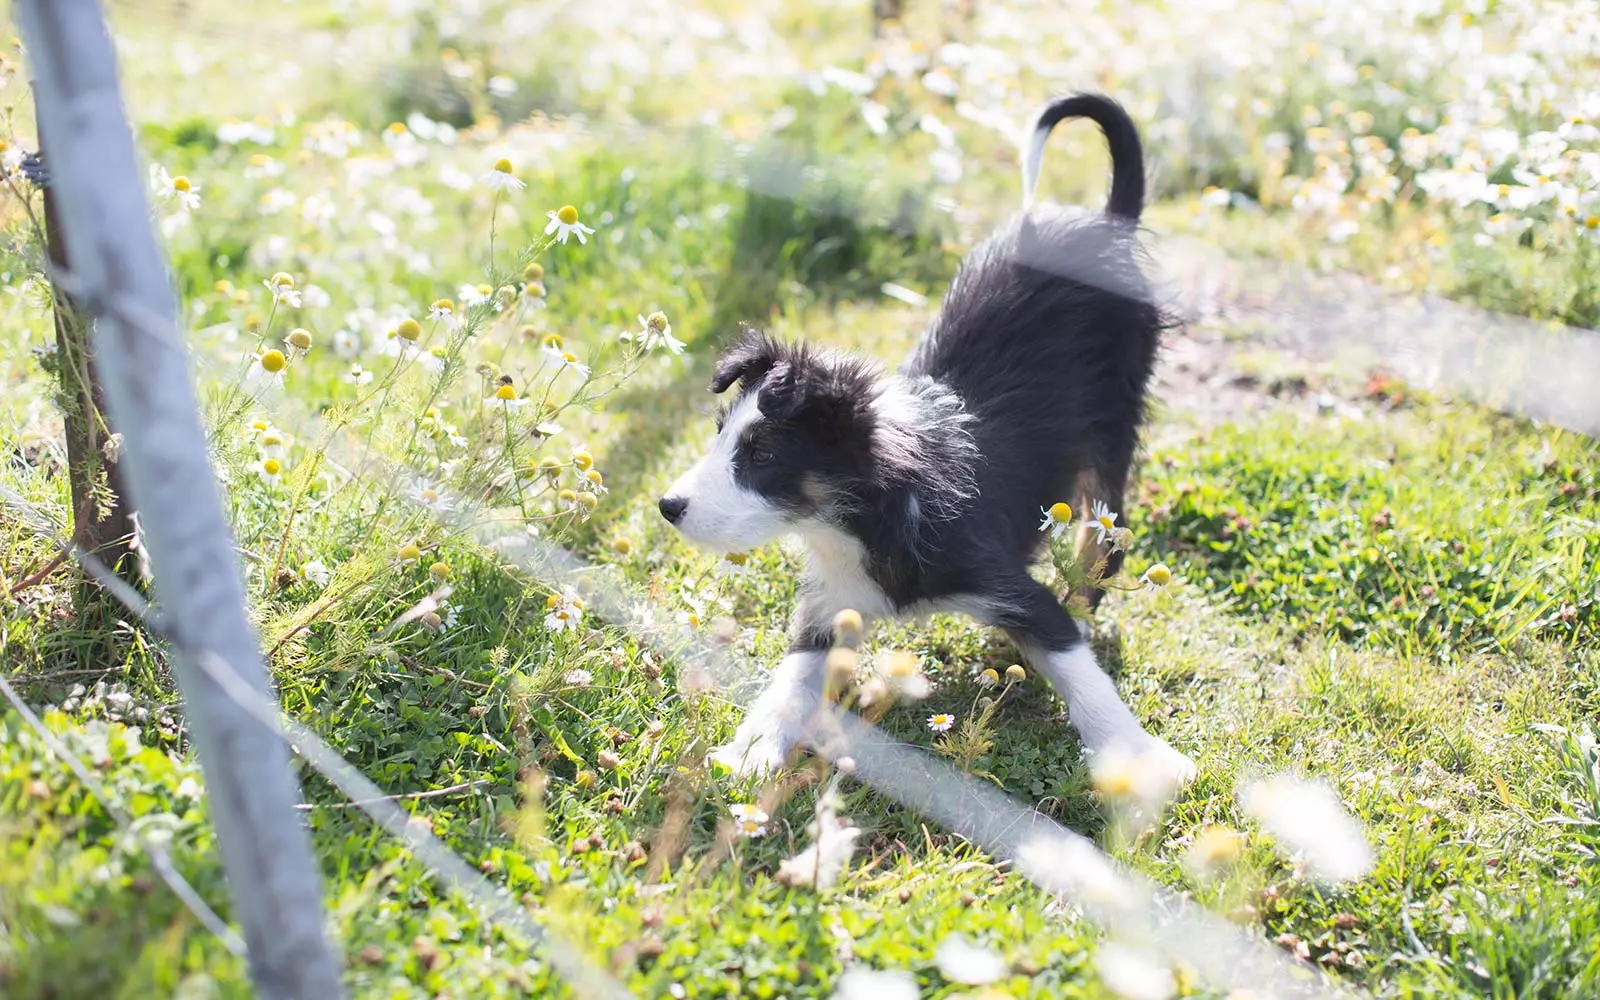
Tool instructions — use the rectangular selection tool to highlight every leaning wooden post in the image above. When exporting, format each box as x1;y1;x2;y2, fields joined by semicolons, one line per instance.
15;3;345;997
32;113;139;600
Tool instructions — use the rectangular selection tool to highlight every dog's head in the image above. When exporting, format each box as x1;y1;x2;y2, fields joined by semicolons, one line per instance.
658;326;879;552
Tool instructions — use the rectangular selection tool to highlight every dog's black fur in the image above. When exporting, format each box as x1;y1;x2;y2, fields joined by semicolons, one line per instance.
664;94;1190;778
700;93;1170;651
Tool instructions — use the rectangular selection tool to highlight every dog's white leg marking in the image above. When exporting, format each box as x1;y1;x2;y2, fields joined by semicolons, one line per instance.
707;648;828;777
1034;644;1197;786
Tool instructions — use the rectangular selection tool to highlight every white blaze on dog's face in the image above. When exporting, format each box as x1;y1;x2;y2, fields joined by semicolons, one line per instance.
659;327;879;552
659;391;794;552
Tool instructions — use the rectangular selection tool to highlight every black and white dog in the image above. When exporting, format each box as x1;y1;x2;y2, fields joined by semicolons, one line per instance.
658;94;1196;787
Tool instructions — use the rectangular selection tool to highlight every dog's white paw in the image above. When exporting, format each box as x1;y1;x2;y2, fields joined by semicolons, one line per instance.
707;716;799;778
1088;732;1199;804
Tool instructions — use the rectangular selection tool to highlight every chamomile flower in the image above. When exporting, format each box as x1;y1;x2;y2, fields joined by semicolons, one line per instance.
559;352;592;378
544;592;585;632
333;328;361;357
533;420;563;439
301;560;331;588
245;349;288;390
344;363;374;385
285;327;313;356
632;311;686;354
563;668;593;687
149;164;201;210
412;482;455;513
480;157;526;191
540;332;566;361
397;542;423;565
579;468;607;495
729;803;770;838
258;456;283;483
263;272;301;308
927;713;956;732
715;551;751;577
1038;501;1074;538
1089;499;1119;544
977;667;1000;688
545;204;596;245
490;381;527;409
1141;563;1173;588
428;298;456;329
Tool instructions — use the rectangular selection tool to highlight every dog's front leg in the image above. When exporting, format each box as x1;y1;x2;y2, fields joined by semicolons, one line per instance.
707;645;829;776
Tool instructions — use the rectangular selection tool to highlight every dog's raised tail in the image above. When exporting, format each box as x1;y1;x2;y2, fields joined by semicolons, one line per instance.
1021;93;1145;221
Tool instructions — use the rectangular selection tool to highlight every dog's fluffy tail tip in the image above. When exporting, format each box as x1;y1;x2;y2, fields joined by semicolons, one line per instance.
1021;92;1145;222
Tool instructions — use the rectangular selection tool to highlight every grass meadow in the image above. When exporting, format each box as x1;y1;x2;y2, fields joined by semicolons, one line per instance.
2;1;1600;997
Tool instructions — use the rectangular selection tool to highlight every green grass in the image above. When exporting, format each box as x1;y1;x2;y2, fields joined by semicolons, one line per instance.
4;1;1600;998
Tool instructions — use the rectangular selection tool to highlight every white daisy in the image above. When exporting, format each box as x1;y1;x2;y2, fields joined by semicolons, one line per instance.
633;312;687;354
489;383;528;410
1089;499;1119;545
428;299;457;330
559;352;591;378
544;592;585;632
301;560;332;588
481;157;526;191
1038;501;1073;539
263;273;301;308
539;332;567;362
927;713;956;732
545;204;596;245
344;363;374;386
934;934;1005;986
333;328;362;357
149;164;201;211
562;668;593;687
729;803;769;838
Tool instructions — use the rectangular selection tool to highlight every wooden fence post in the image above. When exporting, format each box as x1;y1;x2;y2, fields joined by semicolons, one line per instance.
15;2;345;996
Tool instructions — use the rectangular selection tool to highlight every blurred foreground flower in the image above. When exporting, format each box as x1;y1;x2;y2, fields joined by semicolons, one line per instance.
481;157;526;192
1238;773;1373;884
934;934;1005;985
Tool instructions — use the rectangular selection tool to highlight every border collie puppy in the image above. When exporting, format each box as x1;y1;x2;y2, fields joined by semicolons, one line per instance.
659;94;1196;786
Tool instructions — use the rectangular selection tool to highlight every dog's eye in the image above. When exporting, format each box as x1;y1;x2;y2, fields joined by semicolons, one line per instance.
750;447;774;465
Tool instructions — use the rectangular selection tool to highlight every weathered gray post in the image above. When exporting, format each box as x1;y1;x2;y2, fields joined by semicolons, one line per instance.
15;2;345;996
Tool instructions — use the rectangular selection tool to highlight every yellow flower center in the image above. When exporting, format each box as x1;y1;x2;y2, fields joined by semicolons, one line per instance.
270;272;295;290
980;667;1000;685
538;456;564;472
543;333;564;350
725;552;747;565
421;488;440;503
429;561;451;579
1146;563;1173;587
259;349;287;373
1048;501;1073;522
431;299;454;313
261;431;285;447
1005;664;1026;683
495;384;517;401
398;543;422;562
287;328;312;350
215;280;233;294
524;262;544;282
558;489;578;503
1098;515;1115;530
585;469;604;486
172;176;192;192
577;493;598;511
396;319;422;341
493;157;513;174
931;715;952;726
557;204;579;225
262;458;282;476
1586;215;1599;230
647;311;669;332
1190;825;1242;867
612;537;632;555
250;419;269;431
572;450;594;471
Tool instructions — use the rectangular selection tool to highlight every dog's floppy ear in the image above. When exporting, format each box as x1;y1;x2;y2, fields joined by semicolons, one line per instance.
755;359;803;419
709;325;780;394
759;356;874;444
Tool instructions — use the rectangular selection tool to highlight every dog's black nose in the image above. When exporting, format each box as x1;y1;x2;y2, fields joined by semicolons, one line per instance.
658;495;688;524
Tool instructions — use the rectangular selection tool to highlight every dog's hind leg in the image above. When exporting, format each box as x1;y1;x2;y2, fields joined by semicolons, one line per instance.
1072;450;1134;613
989;575;1195;786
